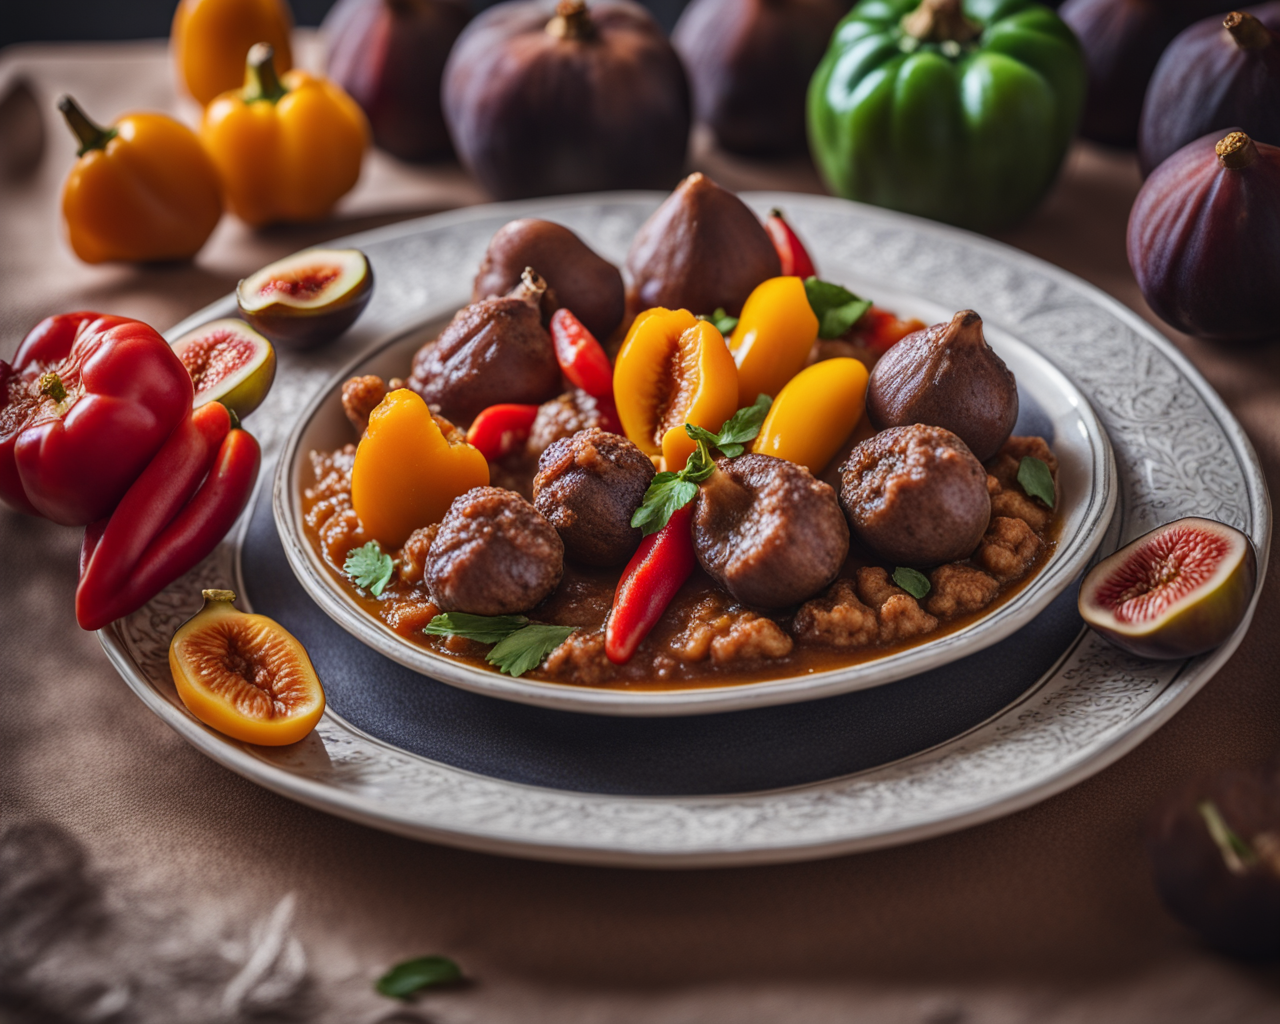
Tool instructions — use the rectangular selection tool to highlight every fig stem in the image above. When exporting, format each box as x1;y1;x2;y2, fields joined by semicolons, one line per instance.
243;43;288;104
1198;800;1257;876
57;95;117;156
547;0;595;40
1216;131;1258;170
901;0;980;44
1224;11;1272;50
202;589;239;604
39;372;67;403
513;266;548;306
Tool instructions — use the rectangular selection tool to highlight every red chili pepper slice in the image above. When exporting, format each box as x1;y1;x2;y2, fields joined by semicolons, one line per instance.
765;209;817;280
550;308;613;399
858;306;926;355
605;504;697;664
595;393;623;436
465;403;540;462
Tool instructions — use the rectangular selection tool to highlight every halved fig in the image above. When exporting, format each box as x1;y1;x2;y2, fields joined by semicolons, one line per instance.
169;589;325;746
1079;517;1257;660
236;248;374;349
170;318;276;419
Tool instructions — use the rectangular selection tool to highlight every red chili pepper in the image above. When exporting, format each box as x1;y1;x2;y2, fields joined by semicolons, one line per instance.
0;312;193;525
550;308;613;398
605;504;697;664
858;306;927;355
466;403;540;461
595;393;623;436
765;209;817;280
75;422;261;631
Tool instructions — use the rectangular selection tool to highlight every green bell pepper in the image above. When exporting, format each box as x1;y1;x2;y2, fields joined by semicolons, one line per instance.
807;0;1086;231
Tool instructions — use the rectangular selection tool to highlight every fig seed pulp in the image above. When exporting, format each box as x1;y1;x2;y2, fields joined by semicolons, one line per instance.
170;318;276;420
237;248;374;349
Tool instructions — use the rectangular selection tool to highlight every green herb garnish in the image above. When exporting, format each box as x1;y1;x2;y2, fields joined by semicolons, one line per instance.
630;396;773;537
892;566;931;600
1017;456;1056;508
375;955;463;999
423;612;575;677
1198;800;1256;875
697;307;739;334
803;277;873;339
344;541;395;596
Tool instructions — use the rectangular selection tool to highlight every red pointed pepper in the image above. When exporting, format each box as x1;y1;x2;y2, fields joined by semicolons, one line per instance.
466;403;540;461
605;504;697;664
765;209;817;280
550;308;613;399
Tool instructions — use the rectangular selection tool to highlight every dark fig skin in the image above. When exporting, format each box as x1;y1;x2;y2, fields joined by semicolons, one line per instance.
1128;130;1280;343
1139;6;1280;177
409;269;563;422
1148;761;1280;961
472;219;625;341
672;0;849;156
442;0;691;200
866;310;1018;464
626;172;781;317
324;0;470;162
1060;0;1229;147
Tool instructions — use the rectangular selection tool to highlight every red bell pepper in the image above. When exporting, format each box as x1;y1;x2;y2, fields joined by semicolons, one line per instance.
856;306;927;355
765;209;817;280
76;413;260;631
0;312;193;525
550;308;613;399
605;504;697;664
466;403;540;461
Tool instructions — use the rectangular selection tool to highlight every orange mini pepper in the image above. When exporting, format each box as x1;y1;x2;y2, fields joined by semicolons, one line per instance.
351;389;489;549
612;308;739;471
201;44;368;226
171;0;294;106
754;357;869;474
728;276;820;408
58;97;222;264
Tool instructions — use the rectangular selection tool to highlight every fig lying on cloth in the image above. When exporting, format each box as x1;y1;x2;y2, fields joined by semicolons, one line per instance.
1127;130;1280;343
1139;6;1280;177
442;0;691;199
1078;517;1257;659
170;319;276;419
237;248;374;350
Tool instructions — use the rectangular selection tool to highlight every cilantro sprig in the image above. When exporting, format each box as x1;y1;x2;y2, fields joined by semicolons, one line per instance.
892;566;931;600
697;307;739;334
344;541;395;596
375;955;463;999
804;277;872;339
1017;456;1056;508
630;395;772;537
423;612;575;677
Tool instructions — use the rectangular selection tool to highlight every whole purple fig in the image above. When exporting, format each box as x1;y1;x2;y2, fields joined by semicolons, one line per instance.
1139;6;1280;177
1127;130;1280;343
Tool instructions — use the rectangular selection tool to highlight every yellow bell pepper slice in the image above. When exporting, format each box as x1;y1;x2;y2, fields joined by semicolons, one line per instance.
351;389;489;549
729;276;820;408
754;357;869;474
613;308;739;471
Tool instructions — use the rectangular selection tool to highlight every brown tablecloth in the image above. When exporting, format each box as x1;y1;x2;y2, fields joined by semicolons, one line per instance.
3;37;1280;1024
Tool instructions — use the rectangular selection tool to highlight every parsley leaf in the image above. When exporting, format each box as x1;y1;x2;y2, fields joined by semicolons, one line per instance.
422;611;530;644
804;277;873;339
631;472;699;536
892;566;931;600
487;623;577;677
697;307;739;334
375;955;463;999
712;393;772;455
1017;456;1056;508
344;541;395;596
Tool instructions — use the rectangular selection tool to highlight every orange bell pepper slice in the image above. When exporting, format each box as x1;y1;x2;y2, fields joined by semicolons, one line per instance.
754;357;869;474
171;0;294;106
351;389;489;549
612;308;739;471
728;276;819;408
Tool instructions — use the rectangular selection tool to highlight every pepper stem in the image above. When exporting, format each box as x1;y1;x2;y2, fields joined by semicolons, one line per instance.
202;589;239;604
242;43;288;104
1224;11;1272;50
901;0;980;44
547;0;595;40
1216;131;1258;170
57;95;117;157
39;372;67;403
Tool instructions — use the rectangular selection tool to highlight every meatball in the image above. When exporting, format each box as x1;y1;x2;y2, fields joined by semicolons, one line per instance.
840;424;990;566
341;375;386;436
693;454;849;608
425;487;564;615
527;389;615;458
533;428;654;566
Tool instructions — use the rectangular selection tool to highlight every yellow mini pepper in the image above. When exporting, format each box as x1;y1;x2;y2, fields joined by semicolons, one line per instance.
201;43;368;227
172;0;294;106
729;277;819;408
754;357;869;474
352;389;489;549
613;308;739;471
58;96;223;264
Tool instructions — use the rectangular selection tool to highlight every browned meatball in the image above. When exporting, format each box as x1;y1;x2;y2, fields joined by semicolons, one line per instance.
341;374;386;436
840;425;990;566
527;389;614;457
426;487;564;615
693;454;849;608
409;270;561;423
533;428;654;566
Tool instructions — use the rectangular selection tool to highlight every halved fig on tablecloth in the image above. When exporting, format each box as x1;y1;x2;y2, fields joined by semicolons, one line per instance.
237;248;374;349
170;318;276;419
